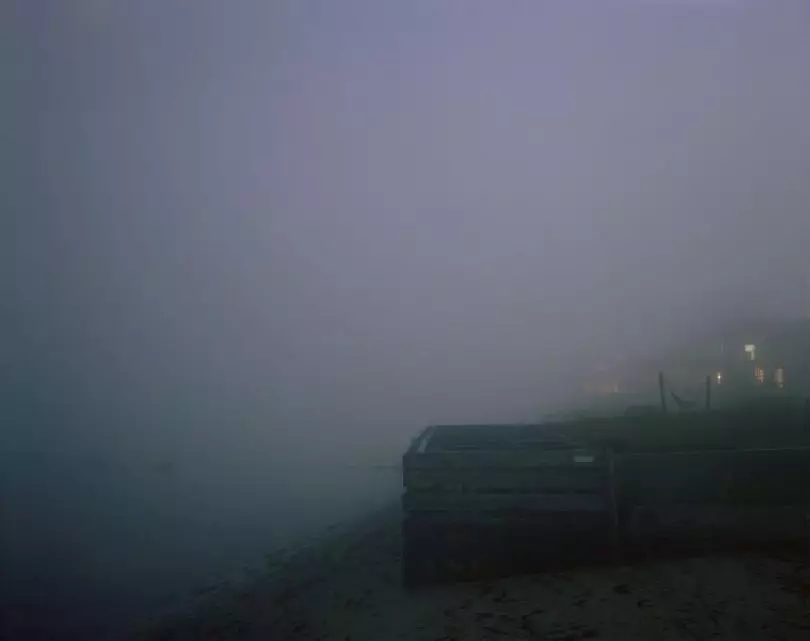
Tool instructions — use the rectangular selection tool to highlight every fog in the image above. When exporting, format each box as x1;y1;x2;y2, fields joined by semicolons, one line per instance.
5;1;810;638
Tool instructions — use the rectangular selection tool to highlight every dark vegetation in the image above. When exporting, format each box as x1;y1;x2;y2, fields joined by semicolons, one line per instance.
547;397;810;454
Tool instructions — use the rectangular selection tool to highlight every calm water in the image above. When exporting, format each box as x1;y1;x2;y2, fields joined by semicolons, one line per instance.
1;448;401;640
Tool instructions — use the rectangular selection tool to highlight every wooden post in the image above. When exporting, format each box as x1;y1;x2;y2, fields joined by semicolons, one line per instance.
705;374;712;411
658;371;667;414
605;445;620;564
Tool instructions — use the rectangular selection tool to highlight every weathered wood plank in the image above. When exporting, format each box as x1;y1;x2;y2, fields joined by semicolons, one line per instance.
626;504;810;541
404;466;605;492
402;491;608;513
404;449;604;469
618;447;810;506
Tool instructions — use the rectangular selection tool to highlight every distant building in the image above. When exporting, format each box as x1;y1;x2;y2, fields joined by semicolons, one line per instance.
654;317;810;396
579;317;810;404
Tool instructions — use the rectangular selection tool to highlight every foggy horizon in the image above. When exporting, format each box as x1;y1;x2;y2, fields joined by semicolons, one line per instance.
10;1;810;460
5;1;810;638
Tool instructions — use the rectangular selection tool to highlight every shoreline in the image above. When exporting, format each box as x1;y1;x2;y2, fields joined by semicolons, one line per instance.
132;503;810;641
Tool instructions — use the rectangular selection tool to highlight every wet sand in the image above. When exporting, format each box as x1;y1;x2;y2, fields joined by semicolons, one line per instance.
132;504;810;641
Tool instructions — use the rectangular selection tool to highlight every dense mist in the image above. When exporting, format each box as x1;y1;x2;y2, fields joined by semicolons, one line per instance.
5;1;810;638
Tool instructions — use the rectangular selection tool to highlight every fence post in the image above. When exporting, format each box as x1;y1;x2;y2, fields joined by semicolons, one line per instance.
659;371;667;414
605;445;621;563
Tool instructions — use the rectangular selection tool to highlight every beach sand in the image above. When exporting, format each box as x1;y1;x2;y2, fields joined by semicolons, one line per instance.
131;504;810;641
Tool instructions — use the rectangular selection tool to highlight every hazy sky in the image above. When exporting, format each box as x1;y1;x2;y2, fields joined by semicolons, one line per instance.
9;1;810;458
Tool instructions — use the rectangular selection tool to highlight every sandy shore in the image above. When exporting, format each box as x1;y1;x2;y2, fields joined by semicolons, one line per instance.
131;504;810;641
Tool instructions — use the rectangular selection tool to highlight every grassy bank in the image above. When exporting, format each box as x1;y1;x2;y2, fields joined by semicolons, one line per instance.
547;398;809;453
